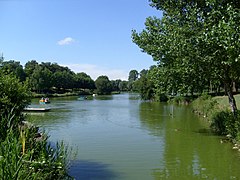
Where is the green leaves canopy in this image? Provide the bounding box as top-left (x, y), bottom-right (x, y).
top-left (132, 0), bottom-right (240, 112)
top-left (95, 76), bottom-right (112, 95)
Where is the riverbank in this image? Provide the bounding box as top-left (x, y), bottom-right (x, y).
top-left (32, 90), bottom-right (121, 98)
top-left (32, 92), bottom-right (80, 98)
top-left (191, 94), bottom-right (240, 151)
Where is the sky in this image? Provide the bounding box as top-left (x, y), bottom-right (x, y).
top-left (0, 0), bottom-right (162, 80)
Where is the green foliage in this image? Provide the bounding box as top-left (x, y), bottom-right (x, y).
top-left (0, 60), bottom-right (26, 82)
top-left (138, 73), bottom-right (154, 100)
top-left (0, 73), bottom-right (31, 139)
top-left (0, 128), bottom-right (73, 180)
top-left (132, 0), bottom-right (240, 112)
top-left (119, 80), bottom-right (129, 91)
top-left (128, 70), bottom-right (139, 82)
top-left (28, 66), bottom-right (53, 93)
top-left (192, 94), bottom-right (218, 118)
top-left (74, 72), bottom-right (95, 90)
top-left (0, 71), bottom-right (73, 179)
top-left (210, 110), bottom-right (240, 141)
top-left (95, 76), bottom-right (112, 95)
top-left (170, 96), bottom-right (191, 105)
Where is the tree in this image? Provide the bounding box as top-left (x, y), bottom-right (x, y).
top-left (128, 70), bottom-right (139, 82)
top-left (24, 60), bottom-right (38, 77)
top-left (119, 80), bottom-right (129, 91)
top-left (95, 76), bottom-right (112, 95)
top-left (128, 70), bottom-right (139, 91)
top-left (74, 72), bottom-right (95, 90)
top-left (139, 69), bottom-right (148, 78)
top-left (1, 60), bottom-right (26, 82)
top-left (28, 66), bottom-right (52, 93)
top-left (52, 70), bottom-right (74, 91)
top-left (132, 0), bottom-right (240, 114)
top-left (0, 72), bottom-right (31, 139)
top-left (138, 73), bottom-right (154, 100)
top-left (111, 79), bottom-right (122, 92)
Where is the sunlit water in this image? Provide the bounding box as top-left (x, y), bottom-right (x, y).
top-left (27, 93), bottom-right (240, 180)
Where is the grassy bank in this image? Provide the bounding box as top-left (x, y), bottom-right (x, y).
top-left (192, 94), bottom-right (240, 150)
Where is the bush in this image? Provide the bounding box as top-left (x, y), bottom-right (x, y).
top-left (191, 94), bottom-right (218, 118)
top-left (0, 128), bottom-right (73, 180)
top-left (170, 96), bottom-right (191, 105)
top-left (0, 73), bottom-right (31, 140)
top-left (210, 110), bottom-right (240, 140)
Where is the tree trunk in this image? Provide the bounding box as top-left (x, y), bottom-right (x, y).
top-left (224, 81), bottom-right (237, 115)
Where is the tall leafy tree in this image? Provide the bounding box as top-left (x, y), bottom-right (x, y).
top-left (128, 70), bottom-right (139, 91)
top-left (119, 80), bottom-right (129, 91)
top-left (95, 76), bottom-right (112, 95)
top-left (128, 70), bottom-right (139, 82)
top-left (74, 72), bottom-right (95, 89)
top-left (132, 0), bottom-right (240, 114)
top-left (28, 66), bottom-right (53, 93)
top-left (24, 60), bottom-right (38, 77)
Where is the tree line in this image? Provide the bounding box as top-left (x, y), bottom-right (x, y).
top-left (131, 0), bottom-right (240, 113)
top-left (0, 59), bottom-right (147, 95)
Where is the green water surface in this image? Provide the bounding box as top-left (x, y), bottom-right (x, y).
top-left (27, 93), bottom-right (240, 180)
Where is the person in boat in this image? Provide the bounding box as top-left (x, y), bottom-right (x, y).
top-left (45, 97), bottom-right (49, 102)
top-left (40, 97), bottom-right (45, 102)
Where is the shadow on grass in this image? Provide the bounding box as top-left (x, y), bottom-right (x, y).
top-left (68, 160), bottom-right (120, 180)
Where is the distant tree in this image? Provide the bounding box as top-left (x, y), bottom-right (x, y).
top-left (139, 69), bottom-right (148, 78)
top-left (111, 79), bottom-right (122, 92)
top-left (128, 70), bottom-right (139, 82)
top-left (28, 66), bottom-right (52, 93)
top-left (74, 72), bottom-right (95, 89)
top-left (128, 70), bottom-right (139, 91)
top-left (52, 70), bottom-right (74, 91)
top-left (138, 73), bottom-right (154, 100)
top-left (24, 60), bottom-right (39, 77)
top-left (119, 80), bottom-right (129, 91)
top-left (95, 76), bottom-right (112, 95)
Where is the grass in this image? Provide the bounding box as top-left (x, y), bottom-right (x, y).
top-left (0, 114), bottom-right (74, 179)
top-left (213, 94), bottom-right (240, 111)
top-left (192, 94), bottom-right (240, 144)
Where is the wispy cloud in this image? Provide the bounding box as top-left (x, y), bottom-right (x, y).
top-left (61, 63), bottom-right (128, 80)
top-left (57, 37), bottom-right (75, 45)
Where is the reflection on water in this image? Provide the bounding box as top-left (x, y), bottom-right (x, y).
top-left (139, 101), bottom-right (240, 179)
top-left (69, 160), bottom-right (119, 180)
top-left (27, 93), bottom-right (240, 180)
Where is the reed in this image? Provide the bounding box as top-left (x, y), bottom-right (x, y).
top-left (0, 118), bottom-right (73, 179)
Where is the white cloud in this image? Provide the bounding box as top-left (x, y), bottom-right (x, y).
top-left (57, 37), bottom-right (75, 45)
top-left (61, 63), bottom-right (128, 80)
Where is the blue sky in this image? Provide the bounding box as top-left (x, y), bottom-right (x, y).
top-left (0, 0), bottom-right (162, 80)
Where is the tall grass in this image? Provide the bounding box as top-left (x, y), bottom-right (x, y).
top-left (0, 116), bottom-right (74, 179)
top-left (191, 94), bottom-right (218, 119)
top-left (192, 94), bottom-right (240, 143)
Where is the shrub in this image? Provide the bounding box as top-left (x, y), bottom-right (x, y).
top-left (191, 94), bottom-right (218, 118)
top-left (170, 96), bottom-right (191, 105)
top-left (0, 73), bottom-right (31, 140)
top-left (210, 110), bottom-right (240, 140)
top-left (0, 128), bottom-right (73, 180)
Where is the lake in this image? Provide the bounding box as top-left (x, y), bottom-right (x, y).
top-left (27, 93), bottom-right (240, 179)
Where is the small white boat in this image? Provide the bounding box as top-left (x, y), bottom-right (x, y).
top-left (23, 107), bottom-right (51, 112)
